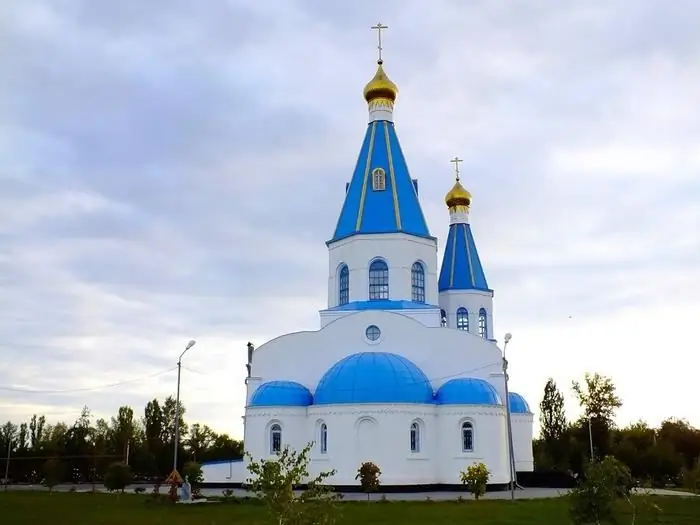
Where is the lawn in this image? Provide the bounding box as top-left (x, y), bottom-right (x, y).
top-left (1, 491), bottom-right (699, 524)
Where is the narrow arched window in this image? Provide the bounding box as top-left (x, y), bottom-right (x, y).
top-left (478, 308), bottom-right (488, 339)
top-left (320, 423), bottom-right (328, 454)
top-left (338, 265), bottom-right (349, 306)
top-left (368, 260), bottom-right (389, 300)
top-left (410, 421), bottom-right (420, 453)
top-left (411, 262), bottom-right (425, 303)
top-left (270, 424), bottom-right (282, 454)
top-left (456, 307), bottom-right (469, 331)
top-left (440, 309), bottom-right (447, 327)
top-left (462, 422), bottom-right (474, 452)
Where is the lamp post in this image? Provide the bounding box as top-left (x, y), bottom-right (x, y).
top-left (502, 332), bottom-right (517, 501)
top-left (173, 339), bottom-right (196, 473)
top-left (3, 437), bottom-right (11, 491)
top-left (588, 416), bottom-right (594, 461)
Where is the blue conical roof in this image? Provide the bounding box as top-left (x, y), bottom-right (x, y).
top-left (438, 222), bottom-right (491, 292)
top-left (328, 121), bottom-right (432, 244)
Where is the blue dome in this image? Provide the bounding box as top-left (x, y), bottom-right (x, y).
top-left (508, 392), bottom-right (531, 414)
top-left (249, 381), bottom-right (313, 407)
top-left (434, 378), bottom-right (503, 406)
top-left (314, 352), bottom-right (433, 405)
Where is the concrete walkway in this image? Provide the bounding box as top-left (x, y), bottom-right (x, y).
top-left (3, 484), bottom-right (697, 500)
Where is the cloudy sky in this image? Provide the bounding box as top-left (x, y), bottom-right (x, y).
top-left (1, 0), bottom-right (698, 438)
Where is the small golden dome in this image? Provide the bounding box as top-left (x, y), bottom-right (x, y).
top-left (445, 180), bottom-right (472, 209)
top-left (363, 62), bottom-right (399, 103)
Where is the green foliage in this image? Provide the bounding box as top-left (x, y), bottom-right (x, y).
top-left (681, 459), bottom-right (700, 494)
top-left (104, 462), bottom-right (132, 493)
top-left (460, 462), bottom-right (490, 500)
top-left (569, 456), bottom-right (643, 524)
top-left (183, 461), bottom-right (203, 485)
top-left (355, 461), bottom-right (382, 500)
top-left (42, 458), bottom-right (63, 492)
top-left (245, 442), bottom-right (341, 524)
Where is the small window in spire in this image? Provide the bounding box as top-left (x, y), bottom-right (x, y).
top-left (372, 167), bottom-right (386, 191)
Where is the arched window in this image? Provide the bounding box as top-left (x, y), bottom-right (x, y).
top-left (456, 307), bottom-right (469, 331)
top-left (410, 421), bottom-right (420, 453)
top-left (478, 308), bottom-right (488, 339)
top-left (368, 260), bottom-right (389, 300)
top-left (270, 424), bottom-right (282, 454)
top-left (440, 309), bottom-right (447, 327)
top-left (462, 422), bottom-right (474, 452)
top-left (338, 265), bottom-right (349, 306)
top-left (411, 262), bottom-right (425, 303)
top-left (320, 423), bottom-right (328, 454)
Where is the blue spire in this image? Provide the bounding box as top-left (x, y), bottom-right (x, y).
top-left (438, 222), bottom-right (491, 292)
top-left (328, 121), bottom-right (432, 244)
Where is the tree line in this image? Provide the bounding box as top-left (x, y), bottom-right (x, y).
top-left (535, 372), bottom-right (700, 489)
top-left (0, 395), bottom-right (243, 484)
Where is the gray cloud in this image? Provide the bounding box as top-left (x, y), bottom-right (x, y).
top-left (0, 0), bottom-right (698, 434)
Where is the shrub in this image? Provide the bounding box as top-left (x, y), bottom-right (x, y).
top-left (569, 456), bottom-right (661, 524)
top-left (460, 462), bottom-right (490, 500)
top-left (245, 442), bottom-right (341, 524)
top-left (355, 461), bottom-right (382, 501)
top-left (104, 462), bottom-right (132, 493)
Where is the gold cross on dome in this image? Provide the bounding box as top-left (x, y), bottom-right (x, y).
top-left (371, 22), bottom-right (388, 63)
top-left (450, 156), bottom-right (463, 181)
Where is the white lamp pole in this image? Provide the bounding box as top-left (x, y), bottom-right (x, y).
top-left (502, 332), bottom-right (517, 500)
top-left (173, 339), bottom-right (196, 473)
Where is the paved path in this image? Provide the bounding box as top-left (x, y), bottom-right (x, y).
top-left (2, 484), bottom-right (696, 500)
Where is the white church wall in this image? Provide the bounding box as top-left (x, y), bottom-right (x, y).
top-left (435, 406), bottom-right (509, 485)
top-left (439, 289), bottom-right (495, 339)
top-left (512, 414), bottom-right (535, 472)
top-left (327, 233), bottom-right (439, 307)
top-left (243, 408), bottom-right (308, 463)
top-left (251, 310), bottom-right (503, 395)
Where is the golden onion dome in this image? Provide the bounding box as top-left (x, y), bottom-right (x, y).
top-left (363, 62), bottom-right (399, 103)
top-left (445, 180), bottom-right (472, 209)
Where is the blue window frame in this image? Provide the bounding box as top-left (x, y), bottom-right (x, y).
top-left (320, 423), bottom-right (328, 454)
top-left (456, 307), bottom-right (469, 331)
top-left (410, 421), bottom-right (420, 453)
top-left (339, 265), bottom-right (349, 305)
top-left (270, 424), bottom-right (282, 454)
top-left (368, 260), bottom-right (389, 300)
top-left (462, 422), bottom-right (474, 452)
top-left (411, 262), bottom-right (425, 303)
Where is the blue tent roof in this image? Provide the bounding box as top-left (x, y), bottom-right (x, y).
top-left (438, 222), bottom-right (491, 292)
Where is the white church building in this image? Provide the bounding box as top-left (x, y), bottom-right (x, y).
top-left (202, 46), bottom-right (534, 488)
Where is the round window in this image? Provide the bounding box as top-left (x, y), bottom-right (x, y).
top-left (365, 325), bottom-right (381, 341)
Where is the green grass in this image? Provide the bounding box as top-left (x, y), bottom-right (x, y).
top-left (1, 491), bottom-right (698, 524)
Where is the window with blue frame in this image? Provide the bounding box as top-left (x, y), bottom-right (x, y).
top-left (338, 265), bottom-right (349, 306)
top-left (368, 260), bottom-right (389, 300)
top-left (440, 309), bottom-right (447, 327)
top-left (478, 308), bottom-right (488, 339)
top-left (456, 307), bottom-right (469, 331)
top-left (270, 424), bottom-right (282, 454)
top-left (411, 262), bottom-right (425, 303)
top-left (462, 422), bottom-right (474, 452)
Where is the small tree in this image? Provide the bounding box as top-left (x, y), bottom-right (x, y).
top-left (569, 455), bottom-right (653, 524)
top-left (42, 458), bottom-right (63, 493)
top-left (104, 462), bottom-right (132, 493)
top-left (460, 462), bottom-right (490, 500)
top-left (355, 461), bottom-right (381, 501)
top-left (245, 442), bottom-right (341, 524)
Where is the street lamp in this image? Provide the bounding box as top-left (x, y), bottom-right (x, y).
top-left (502, 332), bottom-right (518, 500)
top-left (173, 339), bottom-right (196, 473)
